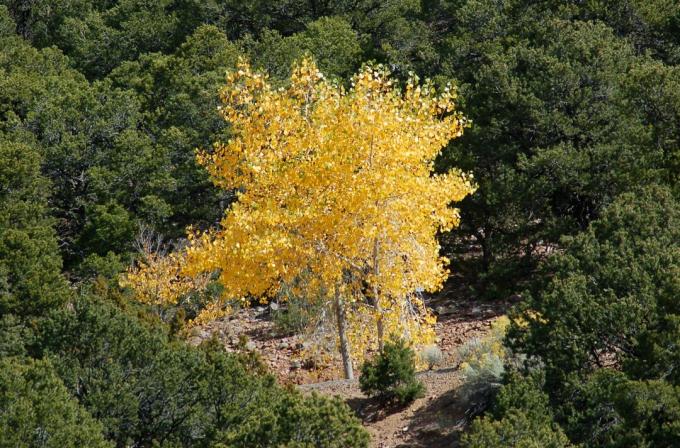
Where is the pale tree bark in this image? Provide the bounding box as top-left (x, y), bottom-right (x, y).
top-left (334, 284), bottom-right (354, 379)
top-left (372, 238), bottom-right (385, 352)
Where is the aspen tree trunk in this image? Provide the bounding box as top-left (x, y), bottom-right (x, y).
top-left (334, 285), bottom-right (354, 379)
top-left (373, 238), bottom-right (385, 352)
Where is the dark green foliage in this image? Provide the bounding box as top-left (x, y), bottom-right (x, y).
top-left (1, 0), bottom-right (204, 78)
top-left (2, 1), bottom-right (680, 446)
top-left (463, 371), bottom-right (569, 447)
top-left (0, 138), bottom-right (68, 316)
top-left (0, 33), bottom-right (176, 267)
top-left (508, 186), bottom-right (680, 388)
top-left (80, 201), bottom-right (137, 257)
top-left (233, 392), bottom-right (370, 448)
top-left (33, 296), bottom-right (368, 447)
top-left (564, 0), bottom-right (680, 64)
top-left (462, 409), bottom-right (571, 448)
top-left (489, 372), bottom-right (552, 423)
top-left (106, 25), bottom-right (241, 234)
top-left (621, 60), bottom-right (680, 192)
top-left (0, 357), bottom-right (111, 448)
top-left (629, 313), bottom-right (680, 385)
top-left (359, 339), bottom-right (425, 406)
top-left (0, 5), bottom-right (13, 37)
top-left (477, 186), bottom-right (680, 446)
top-left (0, 314), bottom-right (31, 358)
top-left (36, 296), bottom-right (244, 446)
top-left (0, 22), bottom-right (239, 269)
top-left (244, 16), bottom-right (362, 80)
top-left (557, 369), bottom-right (629, 447)
top-left (462, 371), bottom-right (569, 448)
top-left (559, 370), bottom-right (680, 448)
top-left (76, 251), bottom-right (126, 282)
top-left (437, 11), bottom-right (668, 291)
top-left (612, 379), bottom-right (680, 447)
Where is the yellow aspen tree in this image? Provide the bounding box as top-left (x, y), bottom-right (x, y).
top-left (120, 246), bottom-right (205, 307)
top-left (179, 58), bottom-right (475, 379)
top-left (119, 232), bottom-right (216, 328)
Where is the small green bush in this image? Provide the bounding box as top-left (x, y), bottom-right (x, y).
top-left (489, 371), bottom-right (552, 421)
top-left (359, 339), bottom-right (425, 406)
top-left (456, 317), bottom-right (515, 417)
top-left (235, 392), bottom-right (370, 447)
top-left (463, 372), bottom-right (570, 447)
top-left (462, 409), bottom-right (571, 448)
top-left (271, 297), bottom-right (323, 336)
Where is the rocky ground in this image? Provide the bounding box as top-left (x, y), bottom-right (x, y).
top-left (188, 273), bottom-right (511, 445)
top-left (300, 368), bottom-right (470, 447)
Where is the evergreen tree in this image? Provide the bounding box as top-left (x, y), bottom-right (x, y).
top-left (0, 357), bottom-right (111, 448)
top-left (0, 137), bottom-right (68, 316)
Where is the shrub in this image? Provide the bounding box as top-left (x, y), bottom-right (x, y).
top-left (458, 316), bottom-right (510, 384)
top-left (613, 379), bottom-right (680, 447)
top-left (557, 369), bottom-right (629, 446)
top-left (464, 187), bottom-right (680, 448)
top-left (33, 296), bottom-right (369, 447)
top-left (271, 296), bottom-right (323, 336)
top-left (508, 186), bottom-right (680, 390)
top-left (420, 345), bottom-right (444, 370)
top-left (462, 409), bottom-right (571, 448)
top-left (456, 317), bottom-right (514, 417)
top-left (490, 371), bottom-right (553, 422)
top-left (234, 392), bottom-right (370, 447)
top-left (463, 371), bottom-right (570, 447)
top-left (559, 370), bottom-right (680, 448)
top-left (0, 357), bottom-right (111, 448)
top-left (359, 339), bottom-right (425, 406)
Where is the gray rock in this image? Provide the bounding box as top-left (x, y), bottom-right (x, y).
top-left (197, 329), bottom-right (211, 340)
top-left (187, 337), bottom-right (202, 346)
top-left (245, 341), bottom-right (257, 351)
top-left (436, 305), bottom-right (457, 316)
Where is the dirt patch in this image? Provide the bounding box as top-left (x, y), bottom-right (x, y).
top-left (300, 368), bottom-right (471, 447)
top-left (188, 273), bottom-right (511, 445)
top-left (188, 276), bottom-right (510, 384)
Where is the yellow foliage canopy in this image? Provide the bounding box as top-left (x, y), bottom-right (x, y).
top-left (183, 58), bottom-right (475, 310)
top-left (122, 58), bottom-right (475, 365)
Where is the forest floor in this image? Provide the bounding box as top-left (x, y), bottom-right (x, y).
top-left (300, 368), bottom-right (466, 447)
top-left (190, 273), bottom-right (511, 446)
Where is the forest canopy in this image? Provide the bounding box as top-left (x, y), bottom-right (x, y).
top-left (1, 0), bottom-right (680, 446)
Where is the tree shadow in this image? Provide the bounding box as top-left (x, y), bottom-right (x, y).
top-left (394, 387), bottom-right (472, 448)
top-left (346, 395), bottom-right (412, 423)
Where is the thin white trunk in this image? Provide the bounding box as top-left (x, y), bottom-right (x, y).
top-left (334, 285), bottom-right (354, 380)
top-left (372, 238), bottom-right (384, 352)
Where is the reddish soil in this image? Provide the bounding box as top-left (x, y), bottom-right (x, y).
top-left (190, 274), bottom-right (509, 382)
top-left (300, 368), bottom-right (470, 447)
top-left (189, 273), bottom-right (511, 446)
